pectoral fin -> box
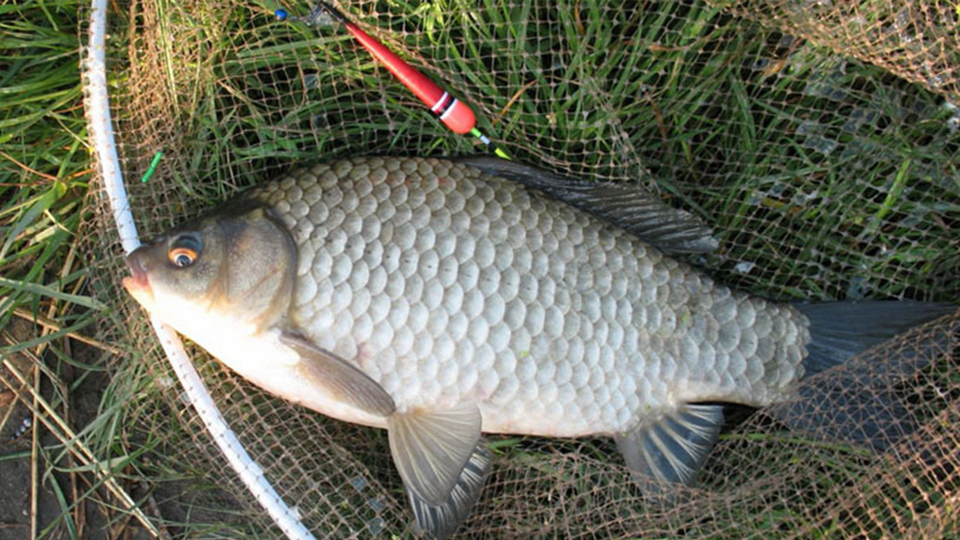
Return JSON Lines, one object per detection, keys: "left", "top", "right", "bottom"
{"left": 279, "top": 332, "right": 395, "bottom": 418}
{"left": 615, "top": 404, "right": 723, "bottom": 489}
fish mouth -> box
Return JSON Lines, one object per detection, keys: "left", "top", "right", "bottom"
{"left": 122, "top": 251, "right": 154, "bottom": 304}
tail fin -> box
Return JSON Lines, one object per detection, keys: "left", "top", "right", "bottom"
{"left": 794, "top": 301, "right": 955, "bottom": 377}
{"left": 772, "top": 301, "right": 955, "bottom": 451}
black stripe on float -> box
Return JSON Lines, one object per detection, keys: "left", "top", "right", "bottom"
{"left": 439, "top": 99, "right": 459, "bottom": 120}
{"left": 434, "top": 95, "right": 455, "bottom": 117}
{"left": 430, "top": 91, "right": 450, "bottom": 113}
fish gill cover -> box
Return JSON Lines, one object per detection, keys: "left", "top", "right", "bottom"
{"left": 86, "top": 0, "right": 958, "bottom": 538}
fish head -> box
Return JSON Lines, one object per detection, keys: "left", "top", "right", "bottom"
{"left": 122, "top": 204, "right": 297, "bottom": 336}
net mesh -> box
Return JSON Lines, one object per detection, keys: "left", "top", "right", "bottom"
{"left": 87, "top": 0, "right": 959, "bottom": 537}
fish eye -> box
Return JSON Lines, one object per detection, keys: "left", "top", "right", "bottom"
{"left": 170, "top": 248, "right": 196, "bottom": 267}
{"left": 168, "top": 234, "right": 202, "bottom": 268}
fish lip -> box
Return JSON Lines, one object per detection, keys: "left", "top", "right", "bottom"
{"left": 121, "top": 251, "right": 153, "bottom": 302}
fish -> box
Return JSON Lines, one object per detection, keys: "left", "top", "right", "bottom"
{"left": 122, "top": 156, "right": 952, "bottom": 538}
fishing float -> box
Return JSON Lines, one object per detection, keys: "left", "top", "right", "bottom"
{"left": 276, "top": 2, "right": 511, "bottom": 159}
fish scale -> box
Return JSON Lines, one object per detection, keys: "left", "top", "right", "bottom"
{"left": 250, "top": 156, "right": 810, "bottom": 437}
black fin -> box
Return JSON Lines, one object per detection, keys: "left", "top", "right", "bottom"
{"left": 772, "top": 302, "right": 956, "bottom": 451}
{"left": 456, "top": 156, "right": 718, "bottom": 254}
{"left": 794, "top": 301, "right": 955, "bottom": 377}
{"left": 406, "top": 442, "right": 490, "bottom": 540}
{"left": 615, "top": 404, "right": 723, "bottom": 490}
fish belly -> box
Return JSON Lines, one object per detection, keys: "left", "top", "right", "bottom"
{"left": 253, "top": 157, "right": 810, "bottom": 437}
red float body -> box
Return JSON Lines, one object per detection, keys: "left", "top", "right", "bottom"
{"left": 344, "top": 23, "right": 476, "bottom": 134}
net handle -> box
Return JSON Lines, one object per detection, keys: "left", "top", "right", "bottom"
{"left": 82, "top": 1, "right": 318, "bottom": 539}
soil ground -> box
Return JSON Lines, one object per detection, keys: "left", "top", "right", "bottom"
{"left": 0, "top": 319, "right": 151, "bottom": 540}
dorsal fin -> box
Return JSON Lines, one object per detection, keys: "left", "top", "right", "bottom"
{"left": 456, "top": 156, "right": 718, "bottom": 254}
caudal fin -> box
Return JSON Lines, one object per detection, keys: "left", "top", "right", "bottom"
{"left": 772, "top": 301, "right": 955, "bottom": 451}
{"left": 794, "top": 301, "right": 955, "bottom": 377}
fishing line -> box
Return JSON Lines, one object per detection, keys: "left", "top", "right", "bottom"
{"left": 276, "top": 1, "right": 512, "bottom": 160}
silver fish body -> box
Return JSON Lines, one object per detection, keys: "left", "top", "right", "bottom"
{"left": 130, "top": 155, "right": 948, "bottom": 539}
{"left": 250, "top": 157, "right": 809, "bottom": 437}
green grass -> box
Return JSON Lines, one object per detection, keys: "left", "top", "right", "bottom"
{"left": 2, "top": 0, "right": 959, "bottom": 538}
{"left": 1, "top": 2, "right": 98, "bottom": 538}
{"left": 1, "top": 1, "right": 174, "bottom": 538}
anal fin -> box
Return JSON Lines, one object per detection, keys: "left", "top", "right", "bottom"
{"left": 615, "top": 404, "right": 723, "bottom": 489}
